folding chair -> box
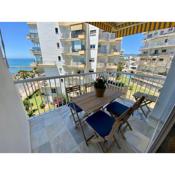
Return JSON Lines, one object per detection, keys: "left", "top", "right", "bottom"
{"left": 86, "top": 108, "right": 134, "bottom": 152}
{"left": 106, "top": 96, "right": 145, "bottom": 138}
{"left": 65, "top": 85, "right": 83, "bottom": 126}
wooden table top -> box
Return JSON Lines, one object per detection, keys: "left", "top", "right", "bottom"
{"left": 72, "top": 86, "right": 124, "bottom": 114}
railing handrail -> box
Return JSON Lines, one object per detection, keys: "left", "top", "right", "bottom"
{"left": 14, "top": 71, "right": 166, "bottom": 84}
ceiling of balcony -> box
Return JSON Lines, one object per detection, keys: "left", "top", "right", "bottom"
{"left": 88, "top": 22, "right": 175, "bottom": 38}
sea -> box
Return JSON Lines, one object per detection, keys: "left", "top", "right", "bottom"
{"left": 7, "top": 58, "right": 35, "bottom": 75}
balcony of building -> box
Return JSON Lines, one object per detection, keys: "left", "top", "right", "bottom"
{"left": 63, "top": 61, "right": 86, "bottom": 69}
{"left": 144, "top": 28, "right": 175, "bottom": 40}
{"left": 11, "top": 70, "right": 170, "bottom": 153}
{"left": 63, "top": 46, "right": 85, "bottom": 56}
{"left": 106, "top": 63, "right": 118, "bottom": 70}
{"left": 108, "top": 51, "right": 121, "bottom": 57}
{"left": 2, "top": 22, "right": 175, "bottom": 153}
{"left": 141, "top": 41, "right": 175, "bottom": 50}
{"left": 30, "top": 47, "right": 41, "bottom": 56}
{"left": 27, "top": 32, "right": 39, "bottom": 43}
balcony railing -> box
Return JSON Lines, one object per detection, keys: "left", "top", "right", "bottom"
{"left": 14, "top": 72, "right": 166, "bottom": 118}
{"left": 31, "top": 47, "right": 41, "bottom": 55}
{"left": 141, "top": 41, "right": 175, "bottom": 50}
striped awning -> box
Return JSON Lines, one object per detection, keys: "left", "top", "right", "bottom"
{"left": 88, "top": 22, "right": 175, "bottom": 37}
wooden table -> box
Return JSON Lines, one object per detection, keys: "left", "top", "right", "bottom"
{"left": 71, "top": 86, "right": 124, "bottom": 144}
{"left": 72, "top": 86, "right": 124, "bottom": 114}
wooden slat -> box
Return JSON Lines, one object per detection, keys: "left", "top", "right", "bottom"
{"left": 72, "top": 86, "right": 123, "bottom": 114}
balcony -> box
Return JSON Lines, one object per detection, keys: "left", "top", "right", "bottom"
{"left": 108, "top": 51, "right": 121, "bottom": 57}
{"left": 61, "top": 34, "right": 85, "bottom": 42}
{"left": 109, "top": 37, "right": 122, "bottom": 44}
{"left": 106, "top": 63, "right": 118, "bottom": 69}
{"left": 30, "top": 47, "right": 41, "bottom": 55}
{"left": 62, "top": 46, "right": 85, "bottom": 56}
{"left": 13, "top": 71, "right": 167, "bottom": 152}
{"left": 141, "top": 41, "right": 175, "bottom": 50}
{"left": 97, "top": 63, "right": 106, "bottom": 68}
{"left": 27, "top": 33, "right": 39, "bottom": 43}
{"left": 64, "top": 62, "right": 86, "bottom": 69}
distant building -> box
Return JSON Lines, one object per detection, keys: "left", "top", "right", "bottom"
{"left": 124, "top": 55, "right": 139, "bottom": 73}
{"left": 138, "top": 27, "right": 175, "bottom": 76}
{"left": 27, "top": 22, "right": 123, "bottom": 77}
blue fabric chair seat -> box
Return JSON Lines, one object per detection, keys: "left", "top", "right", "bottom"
{"left": 86, "top": 111, "right": 115, "bottom": 138}
{"left": 68, "top": 102, "right": 83, "bottom": 113}
{"left": 106, "top": 101, "right": 129, "bottom": 117}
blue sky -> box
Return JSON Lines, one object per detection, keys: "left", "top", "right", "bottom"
{"left": 0, "top": 22, "right": 34, "bottom": 59}
{"left": 122, "top": 33, "right": 144, "bottom": 54}
{"left": 0, "top": 22, "right": 143, "bottom": 58}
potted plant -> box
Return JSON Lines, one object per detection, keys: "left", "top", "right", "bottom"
{"left": 94, "top": 76, "right": 107, "bottom": 97}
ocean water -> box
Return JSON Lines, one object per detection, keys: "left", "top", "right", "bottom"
{"left": 7, "top": 58, "right": 35, "bottom": 74}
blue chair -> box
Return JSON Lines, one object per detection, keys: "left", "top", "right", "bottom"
{"left": 86, "top": 110, "right": 123, "bottom": 152}
{"left": 106, "top": 101, "right": 130, "bottom": 117}
{"left": 106, "top": 96, "right": 145, "bottom": 137}
{"left": 66, "top": 85, "right": 83, "bottom": 126}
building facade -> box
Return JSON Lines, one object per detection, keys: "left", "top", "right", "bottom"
{"left": 138, "top": 27, "right": 175, "bottom": 76}
{"left": 27, "top": 22, "right": 123, "bottom": 76}
{"left": 125, "top": 56, "right": 139, "bottom": 73}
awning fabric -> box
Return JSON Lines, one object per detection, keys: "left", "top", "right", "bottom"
{"left": 88, "top": 22, "right": 175, "bottom": 37}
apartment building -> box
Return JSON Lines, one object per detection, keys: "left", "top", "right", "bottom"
{"left": 27, "top": 22, "right": 122, "bottom": 76}
{"left": 138, "top": 27, "right": 175, "bottom": 76}
{"left": 125, "top": 56, "right": 139, "bottom": 73}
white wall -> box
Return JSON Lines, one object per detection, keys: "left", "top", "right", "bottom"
{"left": 0, "top": 51, "right": 31, "bottom": 152}
{"left": 37, "top": 22, "right": 63, "bottom": 75}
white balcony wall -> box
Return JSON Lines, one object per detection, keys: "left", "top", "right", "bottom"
{"left": 0, "top": 50, "right": 31, "bottom": 153}
{"left": 37, "top": 23, "right": 63, "bottom": 75}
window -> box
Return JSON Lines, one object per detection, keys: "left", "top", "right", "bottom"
{"left": 90, "top": 30, "right": 96, "bottom": 36}
{"left": 160, "top": 31, "right": 164, "bottom": 35}
{"left": 51, "top": 88, "right": 56, "bottom": 93}
{"left": 154, "top": 32, "right": 158, "bottom": 36}
{"left": 147, "top": 34, "right": 152, "bottom": 38}
{"left": 58, "top": 56, "right": 61, "bottom": 61}
{"left": 165, "top": 39, "right": 168, "bottom": 43}
{"left": 168, "top": 27, "right": 173, "bottom": 32}
{"left": 55, "top": 28, "right": 58, "bottom": 34}
{"left": 162, "top": 49, "right": 166, "bottom": 53}
{"left": 152, "top": 58, "right": 156, "bottom": 61}
{"left": 154, "top": 50, "right": 158, "bottom": 54}
{"left": 57, "top": 43, "right": 60, "bottom": 48}
{"left": 90, "top": 44, "right": 95, "bottom": 49}
{"left": 89, "top": 70, "right": 94, "bottom": 72}
{"left": 159, "top": 58, "right": 164, "bottom": 61}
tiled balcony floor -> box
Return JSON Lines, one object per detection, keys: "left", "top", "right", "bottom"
{"left": 29, "top": 98, "right": 156, "bottom": 153}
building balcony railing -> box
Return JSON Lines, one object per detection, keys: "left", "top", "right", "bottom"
{"left": 64, "top": 62, "right": 85, "bottom": 69}
{"left": 144, "top": 30, "right": 175, "bottom": 40}
{"left": 30, "top": 47, "right": 41, "bottom": 55}
{"left": 106, "top": 63, "right": 117, "bottom": 69}
{"left": 141, "top": 42, "right": 175, "bottom": 50}
{"left": 63, "top": 49, "right": 85, "bottom": 56}
{"left": 108, "top": 51, "right": 120, "bottom": 57}
{"left": 14, "top": 71, "right": 165, "bottom": 118}
{"left": 61, "top": 34, "right": 85, "bottom": 42}
{"left": 97, "top": 63, "right": 106, "bottom": 68}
